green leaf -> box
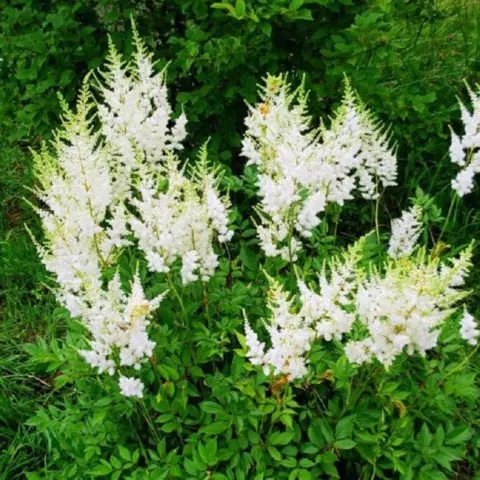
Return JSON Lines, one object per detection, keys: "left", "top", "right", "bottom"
{"left": 289, "top": 0, "right": 304, "bottom": 9}
{"left": 267, "top": 445, "right": 282, "bottom": 461}
{"left": 200, "top": 421, "right": 231, "bottom": 435}
{"left": 335, "top": 415, "right": 356, "bottom": 440}
{"left": 298, "top": 470, "right": 312, "bottom": 480}
{"left": 90, "top": 463, "right": 112, "bottom": 476}
{"left": 333, "top": 439, "right": 356, "bottom": 450}
{"left": 118, "top": 446, "right": 131, "bottom": 462}
{"left": 200, "top": 401, "right": 225, "bottom": 414}
{"left": 417, "top": 424, "right": 432, "bottom": 448}
{"left": 446, "top": 427, "right": 471, "bottom": 446}
{"left": 235, "top": 0, "right": 246, "bottom": 18}
{"left": 269, "top": 431, "right": 294, "bottom": 446}
{"left": 291, "top": 9, "right": 313, "bottom": 20}
{"left": 308, "top": 421, "right": 326, "bottom": 448}
{"left": 161, "top": 422, "right": 177, "bottom": 433}
{"left": 211, "top": 2, "right": 236, "bottom": 16}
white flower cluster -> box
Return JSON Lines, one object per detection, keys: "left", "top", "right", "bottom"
{"left": 244, "top": 276, "right": 315, "bottom": 380}
{"left": 449, "top": 84, "right": 480, "bottom": 196}
{"left": 297, "top": 239, "right": 364, "bottom": 341}
{"left": 245, "top": 234, "right": 473, "bottom": 379}
{"left": 98, "top": 33, "right": 187, "bottom": 173}
{"left": 387, "top": 205, "right": 423, "bottom": 259}
{"left": 32, "top": 88, "right": 160, "bottom": 397}
{"left": 345, "top": 246, "right": 472, "bottom": 368}
{"left": 32, "top": 29, "right": 231, "bottom": 397}
{"left": 244, "top": 241, "right": 363, "bottom": 380}
{"left": 242, "top": 75, "right": 397, "bottom": 260}
{"left": 78, "top": 272, "right": 165, "bottom": 374}
{"left": 119, "top": 375, "right": 145, "bottom": 398}
{"left": 130, "top": 148, "right": 233, "bottom": 286}
{"left": 460, "top": 309, "right": 479, "bottom": 346}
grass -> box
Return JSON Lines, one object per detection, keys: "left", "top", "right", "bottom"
{"left": 0, "top": 144, "right": 59, "bottom": 477}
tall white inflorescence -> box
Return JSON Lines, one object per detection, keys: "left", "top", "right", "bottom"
{"left": 130, "top": 147, "right": 233, "bottom": 285}
{"left": 241, "top": 75, "right": 397, "bottom": 261}
{"left": 245, "top": 276, "right": 315, "bottom": 380}
{"left": 449, "top": 84, "right": 480, "bottom": 196}
{"left": 460, "top": 309, "right": 479, "bottom": 346}
{"left": 244, "top": 240, "right": 364, "bottom": 380}
{"left": 32, "top": 27, "right": 231, "bottom": 397}
{"left": 346, "top": 246, "right": 473, "bottom": 368}
{"left": 387, "top": 205, "right": 423, "bottom": 259}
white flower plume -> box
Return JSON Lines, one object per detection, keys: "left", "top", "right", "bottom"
{"left": 449, "top": 83, "right": 480, "bottom": 197}
{"left": 387, "top": 205, "right": 423, "bottom": 259}
{"left": 460, "top": 308, "right": 479, "bottom": 346}
{"left": 245, "top": 240, "right": 473, "bottom": 378}
{"left": 242, "top": 75, "right": 397, "bottom": 260}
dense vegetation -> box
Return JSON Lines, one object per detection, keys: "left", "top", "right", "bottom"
{"left": 1, "top": 1, "right": 480, "bottom": 479}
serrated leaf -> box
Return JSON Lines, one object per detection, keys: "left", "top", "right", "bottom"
{"left": 200, "top": 401, "right": 225, "bottom": 414}
{"left": 335, "top": 415, "right": 356, "bottom": 440}
{"left": 90, "top": 464, "right": 112, "bottom": 476}
{"left": 118, "top": 446, "right": 131, "bottom": 462}
{"left": 446, "top": 427, "right": 471, "bottom": 446}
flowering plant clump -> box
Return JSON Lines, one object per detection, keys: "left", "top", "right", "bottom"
{"left": 241, "top": 75, "right": 397, "bottom": 261}
{"left": 31, "top": 33, "right": 478, "bottom": 395}
{"left": 26, "top": 29, "right": 480, "bottom": 480}
{"left": 243, "top": 77, "right": 478, "bottom": 382}
{"left": 31, "top": 29, "right": 232, "bottom": 397}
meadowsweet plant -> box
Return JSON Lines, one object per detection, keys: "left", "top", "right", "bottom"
{"left": 31, "top": 28, "right": 232, "bottom": 397}
{"left": 241, "top": 75, "right": 397, "bottom": 261}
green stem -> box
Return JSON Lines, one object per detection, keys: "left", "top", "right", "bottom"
{"left": 139, "top": 400, "right": 161, "bottom": 443}
{"left": 203, "top": 281, "right": 210, "bottom": 328}
{"left": 166, "top": 272, "right": 186, "bottom": 317}
{"left": 374, "top": 193, "right": 381, "bottom": 243}
{"left": 443, "top": 344, "right": 479, "bottom": 381}
{"left": 436, "top": 194, "right": 458, "bottom": 247}
{"left": 287, "top": 223, "right": 294, "bottom": 265}
{"left": 149, "top": 357, "right": 163, "bottom": 386}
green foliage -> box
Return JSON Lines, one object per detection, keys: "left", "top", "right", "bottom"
{"left": 12, "top": 261, "right": 480, "bottom": 478}
{"left": 1, "top": 0, "right": 480, "bottom": 479}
